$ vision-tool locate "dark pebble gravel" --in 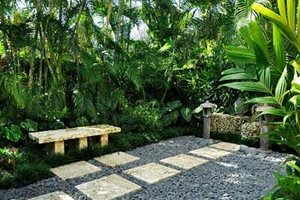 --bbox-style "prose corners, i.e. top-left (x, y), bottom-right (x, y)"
top-left (0, 136), bottom-right (288, 200)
